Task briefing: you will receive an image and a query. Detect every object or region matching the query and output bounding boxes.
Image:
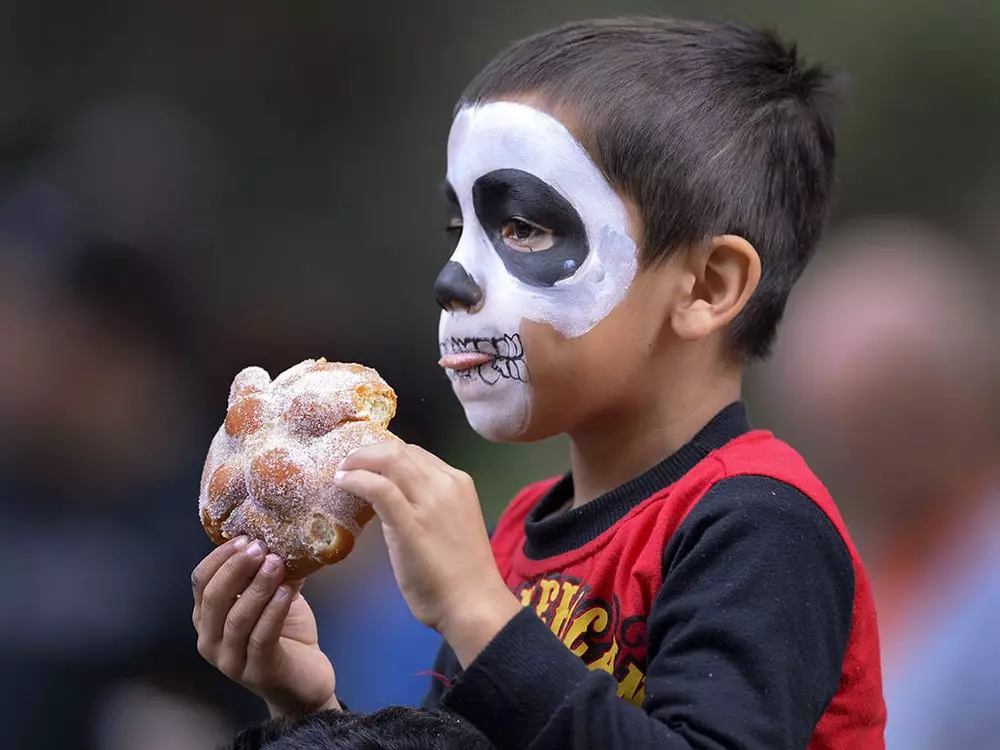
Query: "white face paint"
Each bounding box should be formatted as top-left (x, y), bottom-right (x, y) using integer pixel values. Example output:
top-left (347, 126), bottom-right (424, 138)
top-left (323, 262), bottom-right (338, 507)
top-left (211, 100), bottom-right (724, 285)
top-left (438, 101), bottom-right (637, 440)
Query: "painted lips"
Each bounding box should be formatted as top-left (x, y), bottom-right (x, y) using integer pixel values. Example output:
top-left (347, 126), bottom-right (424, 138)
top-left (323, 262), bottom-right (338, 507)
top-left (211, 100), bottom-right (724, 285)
top-left (437, 333), bottom-right (528, 383)
top-left (439, 351), bottom-right (495, 371)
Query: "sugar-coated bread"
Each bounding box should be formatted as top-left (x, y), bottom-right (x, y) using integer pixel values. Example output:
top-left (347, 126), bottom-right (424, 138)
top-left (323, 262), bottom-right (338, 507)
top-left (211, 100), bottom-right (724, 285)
top-left (199, 358), bottom-right (397, 577)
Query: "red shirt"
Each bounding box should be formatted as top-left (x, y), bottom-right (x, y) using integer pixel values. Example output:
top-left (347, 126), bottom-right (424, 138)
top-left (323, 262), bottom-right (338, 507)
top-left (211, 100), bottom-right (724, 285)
top-left (428, 403), bottom-right (887, 750)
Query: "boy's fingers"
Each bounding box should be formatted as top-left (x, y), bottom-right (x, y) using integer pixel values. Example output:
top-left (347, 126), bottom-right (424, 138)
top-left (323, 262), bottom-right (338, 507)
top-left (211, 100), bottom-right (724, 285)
top-left (198, 541), bottom-right (269, 646)
top-left (245, 584), bottom-right (296, 671)
top-left (192, 536), bottom-right (249, 620)
top-left (223, 555), bottom-right (286, 643)
top-left (337, 440), bottom-right (397, 471)
top-left (339, 441), bottom-right (429, 493)
top-left (404, 443), bottom-right (455, 474)
top-left (217, 554), bottom-right (286, 677)
top-left (335, 469), bottom-right (414, 531)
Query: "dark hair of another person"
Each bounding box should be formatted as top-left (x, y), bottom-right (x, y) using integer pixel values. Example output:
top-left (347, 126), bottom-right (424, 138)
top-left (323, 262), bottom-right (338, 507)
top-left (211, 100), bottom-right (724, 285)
top-left (225, 707), bottom-right (495, 750)
top-left (460, 17), bottom-right (841, 361)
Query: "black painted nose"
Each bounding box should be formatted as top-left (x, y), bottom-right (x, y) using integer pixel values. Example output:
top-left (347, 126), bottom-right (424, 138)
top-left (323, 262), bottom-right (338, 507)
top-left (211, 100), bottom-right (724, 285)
top-left (434, 261), bottom-right (483, 311)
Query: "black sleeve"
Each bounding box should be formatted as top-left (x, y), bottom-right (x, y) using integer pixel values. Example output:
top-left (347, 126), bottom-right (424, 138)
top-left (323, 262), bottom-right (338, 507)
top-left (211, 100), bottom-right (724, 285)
top-left (438, 476), bottom-right (855, 750)
top-left (420, 640), bottom-right (461, 710)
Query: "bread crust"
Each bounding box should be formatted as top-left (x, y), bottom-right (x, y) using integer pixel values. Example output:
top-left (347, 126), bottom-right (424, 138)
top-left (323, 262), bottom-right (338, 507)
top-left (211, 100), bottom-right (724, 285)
top-left (198, 358), bottom-right (396, 577)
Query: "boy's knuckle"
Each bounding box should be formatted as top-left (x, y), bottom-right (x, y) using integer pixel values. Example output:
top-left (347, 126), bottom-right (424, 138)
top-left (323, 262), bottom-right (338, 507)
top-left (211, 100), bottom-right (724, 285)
top-left (196, 636), bottom-right (213, 661)
top-left (224, 609), bottom-right (244, 635)
top-left (200, 582), bottom-right (220, 611)
top-left (216, 655), bottom-right (240, 679)
top-left (241, 667), bottom-right (260, 689)
top-left (452, 470), bottom-right (474, 493)
top-left (247, 632), bottom-right (269, 656)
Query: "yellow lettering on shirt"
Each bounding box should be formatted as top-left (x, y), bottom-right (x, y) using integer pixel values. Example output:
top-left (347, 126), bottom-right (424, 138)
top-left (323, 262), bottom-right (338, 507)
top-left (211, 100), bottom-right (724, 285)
top-left (516, 574), bottom-right (648, 707)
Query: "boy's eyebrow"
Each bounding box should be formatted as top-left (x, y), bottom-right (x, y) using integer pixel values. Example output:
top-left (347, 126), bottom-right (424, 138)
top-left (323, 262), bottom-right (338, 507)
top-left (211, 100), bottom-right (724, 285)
top-left (441, 180), bottom-right (459, 207)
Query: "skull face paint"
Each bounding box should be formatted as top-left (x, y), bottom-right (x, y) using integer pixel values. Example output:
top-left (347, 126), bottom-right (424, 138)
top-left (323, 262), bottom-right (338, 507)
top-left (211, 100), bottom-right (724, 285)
top-left (436, 101), bottom-right (638, 440)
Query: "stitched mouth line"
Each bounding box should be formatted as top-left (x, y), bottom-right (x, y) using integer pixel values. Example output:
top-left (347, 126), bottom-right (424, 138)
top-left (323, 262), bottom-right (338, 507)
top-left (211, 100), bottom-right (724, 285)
top-left (439, 333), bottom-right (528, 384)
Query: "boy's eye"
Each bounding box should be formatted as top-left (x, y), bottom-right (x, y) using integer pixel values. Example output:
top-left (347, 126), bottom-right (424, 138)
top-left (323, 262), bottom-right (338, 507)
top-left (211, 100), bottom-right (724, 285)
top-left (444, 221), bottom-right (463, 244)
top-left (501, 217), bottom-right (554, 253)
top-left (470, 168), bottom-right (588, 287)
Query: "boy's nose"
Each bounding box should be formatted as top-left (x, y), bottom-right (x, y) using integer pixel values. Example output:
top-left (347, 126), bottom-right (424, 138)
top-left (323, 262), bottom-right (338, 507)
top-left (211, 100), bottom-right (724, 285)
top-left (434, 261), bottom-right (483, 311)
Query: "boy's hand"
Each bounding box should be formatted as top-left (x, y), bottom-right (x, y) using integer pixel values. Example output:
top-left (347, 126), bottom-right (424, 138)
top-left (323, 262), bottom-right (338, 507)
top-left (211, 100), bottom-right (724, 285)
top-left (191, 537), bottom-right (339, 717)
top-left (336, 442), bottom-right (522, 667)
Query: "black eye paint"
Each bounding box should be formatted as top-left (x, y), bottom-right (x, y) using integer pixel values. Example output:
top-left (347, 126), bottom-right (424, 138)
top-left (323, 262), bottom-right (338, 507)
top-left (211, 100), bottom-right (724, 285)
top-left (442, 180), bottom-right (462, 247)
top-left (472, 169), bottom-right (589, 287)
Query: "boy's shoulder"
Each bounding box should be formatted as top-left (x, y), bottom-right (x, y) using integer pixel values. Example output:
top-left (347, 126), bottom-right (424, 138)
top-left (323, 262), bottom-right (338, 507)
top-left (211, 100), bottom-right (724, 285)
top-left (711, 428), bottom-right (818, 479)
top-left (706, 429), bottom-right (854, 546)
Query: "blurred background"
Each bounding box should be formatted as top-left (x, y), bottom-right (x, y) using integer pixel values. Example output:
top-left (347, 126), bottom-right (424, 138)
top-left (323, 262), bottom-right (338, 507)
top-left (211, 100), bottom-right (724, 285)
top-left (0, 1), bottom-right (997, 748)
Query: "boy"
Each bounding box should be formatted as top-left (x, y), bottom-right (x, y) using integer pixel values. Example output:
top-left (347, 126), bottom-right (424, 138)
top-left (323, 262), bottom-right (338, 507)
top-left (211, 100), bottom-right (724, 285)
top-left (192, 18), bottom-right (886, 749)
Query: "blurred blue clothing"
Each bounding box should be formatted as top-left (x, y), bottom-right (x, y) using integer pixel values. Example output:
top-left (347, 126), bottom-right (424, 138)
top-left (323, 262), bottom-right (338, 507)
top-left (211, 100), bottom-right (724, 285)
top-left (883, 492), bottom-right (1000, 749)
top-left (0, 452), bottom-right (261, 749)
top-left (314, 562), bottom-right (443, 712)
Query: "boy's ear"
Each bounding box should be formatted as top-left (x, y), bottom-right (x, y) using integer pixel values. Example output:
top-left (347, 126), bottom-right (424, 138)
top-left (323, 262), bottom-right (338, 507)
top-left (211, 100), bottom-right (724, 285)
top-left (669, 235), bottom-right (761, 342)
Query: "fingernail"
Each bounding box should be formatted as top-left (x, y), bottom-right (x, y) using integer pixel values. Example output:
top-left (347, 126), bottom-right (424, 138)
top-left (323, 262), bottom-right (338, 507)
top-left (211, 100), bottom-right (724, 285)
top-left (274, 585), bottom-right (290, 601)
top-left (232, 536), bottom-right (249, 550)
top-left (262, 554), bottom-right (281, 574)
top-left (334, 470), bottom-right (346, 483)
top-left (247, 540), bottom-right (266, 559)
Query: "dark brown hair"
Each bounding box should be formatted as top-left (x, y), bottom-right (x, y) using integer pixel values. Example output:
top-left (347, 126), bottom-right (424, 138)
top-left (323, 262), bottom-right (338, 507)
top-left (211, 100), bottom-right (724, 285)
top-left (459, 18), bottom-right (840, 361)
top-left (225, 707), bottom-right (494, 750)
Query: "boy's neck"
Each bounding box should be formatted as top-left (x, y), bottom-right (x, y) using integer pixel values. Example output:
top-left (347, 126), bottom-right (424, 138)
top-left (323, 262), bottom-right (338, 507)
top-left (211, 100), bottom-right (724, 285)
top-left (567, 372), bottom-right (742, 508)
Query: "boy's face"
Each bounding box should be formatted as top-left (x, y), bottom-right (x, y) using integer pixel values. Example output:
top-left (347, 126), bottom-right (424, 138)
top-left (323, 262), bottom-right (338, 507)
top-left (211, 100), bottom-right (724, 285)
top-left (437, 101), bottom-right (640, 441)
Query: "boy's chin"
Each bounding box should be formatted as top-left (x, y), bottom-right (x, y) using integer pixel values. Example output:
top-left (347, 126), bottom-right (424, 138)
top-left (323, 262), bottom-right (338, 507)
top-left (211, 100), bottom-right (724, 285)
top-left (454, 391), bottom-right (540, 444)
top-left (461, 400), bottom-right (530, 443)
top-left (449, 372), bottom-right (565, 443)
top-left (460, 401), bottom-right (564, 444)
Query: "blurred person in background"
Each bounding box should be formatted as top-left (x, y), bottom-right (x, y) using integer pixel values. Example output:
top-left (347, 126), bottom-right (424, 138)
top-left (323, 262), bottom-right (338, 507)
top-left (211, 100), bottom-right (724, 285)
top-left (0, 125), bottom-right (260, 747)
top-left (760, 218), bottom-right (1000, 749)
top-left (0, 226), bottom-right (259, 749)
